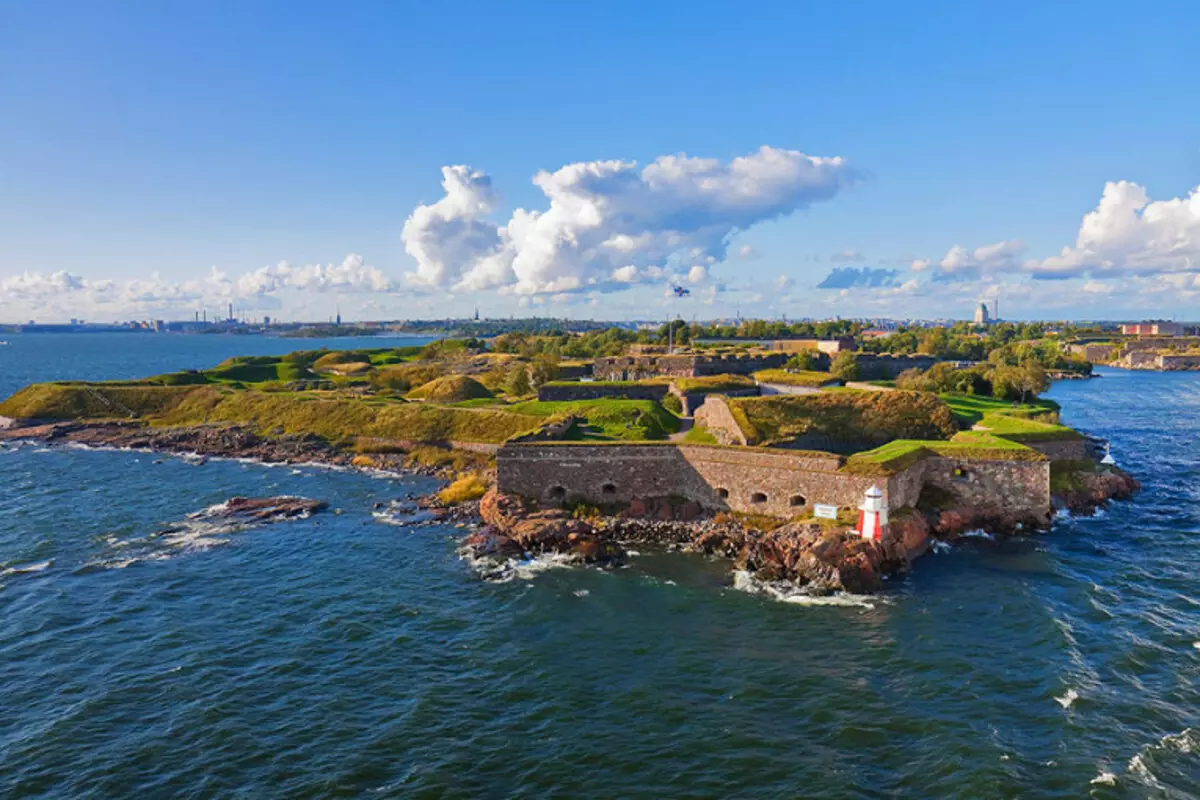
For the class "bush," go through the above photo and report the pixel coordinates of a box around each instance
[438,473,490,504]
[506,364,532,396]
[785,351,818,371]
[831,351,860,382]
[662,393,683,414]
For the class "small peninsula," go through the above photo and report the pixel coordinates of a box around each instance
[0,326,1138,595]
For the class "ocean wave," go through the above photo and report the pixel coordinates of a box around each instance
[731,570,879,608]
[459,548,579,584]
[0,559,54,577]
[1089,771,1117,786]
[929,539,953,554]
[1126,728,1199,792]
[1054,687,1079,709]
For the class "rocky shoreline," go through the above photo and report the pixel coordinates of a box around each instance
[1,417,1141,596]
[464,461,1139,594]
[0,419,453,478]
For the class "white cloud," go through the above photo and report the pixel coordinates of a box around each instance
[1032,181,1200,279]
[400,145,857,296]
[687,265,708,283]
[0,254,399,320]
[932,240,1024,281]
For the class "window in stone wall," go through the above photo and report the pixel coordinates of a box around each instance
[750,492,768,504]
[549,486,567,501]
[601,483,617,496]
[789,494,806,507]
[716,488,730,499]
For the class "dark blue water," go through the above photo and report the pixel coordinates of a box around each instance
[1,341,1197,798]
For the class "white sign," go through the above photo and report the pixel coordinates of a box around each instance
[813,504,839,520]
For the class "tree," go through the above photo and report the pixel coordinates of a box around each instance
[786,350,818,371]
[830,351,860,382]
[1017,360,1049,403]
[530,354,560,387]
[505,363,532,396]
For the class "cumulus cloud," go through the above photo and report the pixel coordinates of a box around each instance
[927,240,1025,281]
[0,254,399,319]
[400,145,857,295]
[1031,181,1200,279]
[816,266,900,289]
[236,254,396,295]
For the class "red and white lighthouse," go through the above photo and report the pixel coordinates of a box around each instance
[856,486,888,541]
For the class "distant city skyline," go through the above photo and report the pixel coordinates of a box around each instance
[2,1,1198,323]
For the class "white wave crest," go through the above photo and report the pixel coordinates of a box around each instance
[1090,771,1117,786]
[731,570,879,608]
[459,548,579,584]
[0,559,53,577]
[930,539,953,554]
[1055,688,1079,709]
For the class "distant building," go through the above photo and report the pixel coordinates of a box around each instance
[1121,321,1192,337]
[973,302,991,325]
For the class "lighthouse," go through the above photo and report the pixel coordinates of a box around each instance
[856,486,888,541]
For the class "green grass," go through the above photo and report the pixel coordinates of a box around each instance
[842,432,1045,476]
[672,374,757,393]
[939,392,1061,426]
[974,412,1081,442]
[751,369,840,388]
[506,399,680,440]
[727,391,959,447]
[682,424,719,444]
[407,375,493,403]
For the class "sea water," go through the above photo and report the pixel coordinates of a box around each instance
[1,335,1197,797]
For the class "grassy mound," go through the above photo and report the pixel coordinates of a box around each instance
[0,383,205,420]
[842,432,1046,477]
[506,399,679,441]
[408,375,493,403]
[727,390,959,448]
[939,392,1061,426]
[752,369,840,388]
[973,412,1081,442]
[673,374,757,393]
[0,382,542,444]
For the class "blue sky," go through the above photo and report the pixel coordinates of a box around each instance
[1,0,1198,322]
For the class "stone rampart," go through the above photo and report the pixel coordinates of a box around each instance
[854,354,938,379]
[594,352,787,381]
[496,442,1051,523]
[693,395,748,445]
[1024,438,1089,461]
[497,443,880,518]
[537,383,669,403]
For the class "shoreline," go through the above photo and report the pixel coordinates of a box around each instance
[2,417,1141,596]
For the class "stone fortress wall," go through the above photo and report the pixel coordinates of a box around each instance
[496,442,1051,524]
[593,352,788,381]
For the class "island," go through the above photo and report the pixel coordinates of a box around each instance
[0,330,1138,596]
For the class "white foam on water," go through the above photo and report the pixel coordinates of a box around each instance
[573,589,589,597]
[1055,688,1079,709]
[731,570,879,608]
[460,548,579,584]
[957,529,995,541]
[1126,728,1198,789]
[1,560,53,577]
[1090,771,1117,786]
[930,539,953,554]
[1192,641,1200,650]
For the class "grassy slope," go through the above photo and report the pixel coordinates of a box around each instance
[728,390,960,447]
[507,398,680,441]
[751,369,840,387]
